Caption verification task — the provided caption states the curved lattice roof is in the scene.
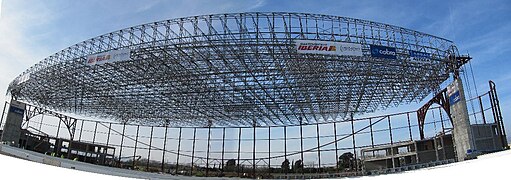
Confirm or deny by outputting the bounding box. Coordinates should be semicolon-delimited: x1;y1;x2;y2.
8;12;457;127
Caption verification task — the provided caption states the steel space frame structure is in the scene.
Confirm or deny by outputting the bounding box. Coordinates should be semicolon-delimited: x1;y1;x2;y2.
8;12;456;127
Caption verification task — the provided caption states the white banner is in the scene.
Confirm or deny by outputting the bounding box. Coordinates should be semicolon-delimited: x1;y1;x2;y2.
17;73;30;85
295;40;363;56
447;79;459;96
86;49;131;66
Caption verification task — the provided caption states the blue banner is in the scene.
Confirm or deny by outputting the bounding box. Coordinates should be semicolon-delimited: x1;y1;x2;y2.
370;45;397;59
449;91;461;106
409;50;431;59
9;106;25;115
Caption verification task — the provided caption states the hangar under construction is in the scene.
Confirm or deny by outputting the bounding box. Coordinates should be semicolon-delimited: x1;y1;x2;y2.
0;12;508;179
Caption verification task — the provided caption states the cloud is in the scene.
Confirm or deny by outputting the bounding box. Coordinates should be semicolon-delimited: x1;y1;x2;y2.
0;1;58;102
0;0;3;19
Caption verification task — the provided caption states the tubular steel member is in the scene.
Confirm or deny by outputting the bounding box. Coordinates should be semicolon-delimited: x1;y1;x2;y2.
146;126;154;171
191;127;197;176
133;125;140;169
174;127;182;174
316;123;321;173
283;126;287;175
387;116;395;169
351;114;357;172
206;123;212;176
221;127;225;174
118;123;126;166
161;124;168;173
252;124;256;178
417;88;452;140
333;122;339;173
236;127;242;177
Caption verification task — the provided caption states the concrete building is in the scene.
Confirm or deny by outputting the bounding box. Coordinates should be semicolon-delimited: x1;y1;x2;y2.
361;134;455;171
471;123;505;153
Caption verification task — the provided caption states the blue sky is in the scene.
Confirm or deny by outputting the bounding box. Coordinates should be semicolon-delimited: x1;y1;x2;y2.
1;0;511;139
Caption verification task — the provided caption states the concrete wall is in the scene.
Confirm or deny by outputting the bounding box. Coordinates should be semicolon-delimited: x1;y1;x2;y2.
364;159;392;171
471;124;503;152
448;79;474;161
0;100;25;147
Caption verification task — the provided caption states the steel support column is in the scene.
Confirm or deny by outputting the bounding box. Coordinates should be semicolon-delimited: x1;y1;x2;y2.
104;123;112;164
478;96;486;124
221;127;225;173
369;118;375;157
56;118;62;138
133;125;140;169
175;127;182;174
299;120;304;175
440;109;446;134
351;114;357;171
316;123;321;172
252;125;256;178
147;126;154;171
92;122;98;143
268;126;271;173
191;127;197;176
38;114;44;133
333;122;339;173
206;125;211;176
162;124;168;173
388;116;395;168
78;120;84;141
105;124;112;149
118;123;126;166
237;127;242;177
284;126;287;175
407;113;413;140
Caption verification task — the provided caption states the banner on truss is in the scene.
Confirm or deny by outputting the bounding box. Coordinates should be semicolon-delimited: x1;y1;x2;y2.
86;49;131;66
409;50;431;61
370;45;397;59
295;40;363;56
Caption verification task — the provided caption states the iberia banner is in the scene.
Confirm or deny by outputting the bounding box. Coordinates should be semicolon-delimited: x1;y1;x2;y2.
295;40;363;56
86;49;131;66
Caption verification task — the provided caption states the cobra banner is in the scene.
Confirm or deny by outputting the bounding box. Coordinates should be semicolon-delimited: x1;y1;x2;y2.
370;45;397;59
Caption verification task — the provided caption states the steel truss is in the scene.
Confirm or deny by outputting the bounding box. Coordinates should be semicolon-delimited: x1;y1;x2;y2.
8;12;457;127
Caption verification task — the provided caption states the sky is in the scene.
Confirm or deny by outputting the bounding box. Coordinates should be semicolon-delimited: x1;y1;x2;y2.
0;0;511;161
